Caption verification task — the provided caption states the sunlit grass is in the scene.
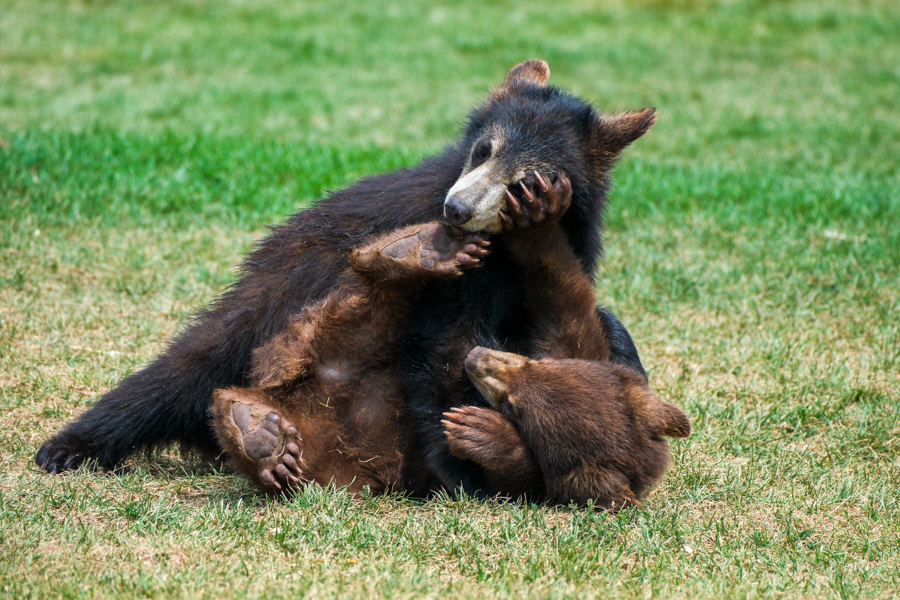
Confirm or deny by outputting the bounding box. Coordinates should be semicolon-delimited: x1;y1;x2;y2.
1;0;898;598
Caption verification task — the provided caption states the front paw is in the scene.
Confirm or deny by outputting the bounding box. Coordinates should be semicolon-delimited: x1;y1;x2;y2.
500;171;572;232
442;405;521;467
35;435;106;474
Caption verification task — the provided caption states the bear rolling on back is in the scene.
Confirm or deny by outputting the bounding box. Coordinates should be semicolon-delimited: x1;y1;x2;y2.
36;61;653;498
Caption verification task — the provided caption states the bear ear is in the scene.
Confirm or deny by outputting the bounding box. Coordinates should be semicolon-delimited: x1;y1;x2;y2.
592;108;657;155
496;59;551;97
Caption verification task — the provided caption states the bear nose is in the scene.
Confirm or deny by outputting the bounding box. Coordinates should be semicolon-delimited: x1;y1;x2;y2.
444;197;473;226
465;346;488;374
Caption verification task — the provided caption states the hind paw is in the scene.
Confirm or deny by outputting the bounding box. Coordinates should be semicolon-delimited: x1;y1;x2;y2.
411;223;491;276
231;402;305;493
362;222;490;278
500;171;572;232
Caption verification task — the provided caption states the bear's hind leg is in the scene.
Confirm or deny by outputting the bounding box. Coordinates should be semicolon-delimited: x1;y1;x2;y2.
212;387;305;493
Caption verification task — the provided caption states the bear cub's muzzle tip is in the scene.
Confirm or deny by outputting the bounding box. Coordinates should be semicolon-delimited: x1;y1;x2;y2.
443;196;474;227
465;347;528;377
465;346;489;374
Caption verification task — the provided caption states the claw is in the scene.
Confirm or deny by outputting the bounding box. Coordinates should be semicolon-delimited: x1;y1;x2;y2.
275;464;298;485
519;181;535;202
63;454;82;471
499;212;513;231
261;469;281;490
534;171;549;192
505;189;520;211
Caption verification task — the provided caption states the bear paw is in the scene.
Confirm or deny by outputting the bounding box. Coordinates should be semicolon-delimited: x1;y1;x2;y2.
230;401;305;493
382;222;490;277
354;222;490;280
442;405;521;467
500;171;572;231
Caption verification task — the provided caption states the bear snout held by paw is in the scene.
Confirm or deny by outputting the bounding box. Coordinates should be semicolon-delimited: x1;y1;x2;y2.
460;347;691;509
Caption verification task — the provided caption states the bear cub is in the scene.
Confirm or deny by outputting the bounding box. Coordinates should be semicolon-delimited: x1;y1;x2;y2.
449;347;691;509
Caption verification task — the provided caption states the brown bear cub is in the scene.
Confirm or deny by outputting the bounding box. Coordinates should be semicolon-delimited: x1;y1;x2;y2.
442;168;691;509
211;223;489;494
454;348;691;509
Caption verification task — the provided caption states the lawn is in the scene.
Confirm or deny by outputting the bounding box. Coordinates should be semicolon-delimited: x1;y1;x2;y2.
1;0;899;598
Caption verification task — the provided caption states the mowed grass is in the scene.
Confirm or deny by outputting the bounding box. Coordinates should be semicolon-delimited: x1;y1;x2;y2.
1;0;899;598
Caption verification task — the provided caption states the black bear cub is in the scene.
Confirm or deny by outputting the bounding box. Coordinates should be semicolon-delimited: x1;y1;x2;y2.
442;165;691;508
212;222;490;494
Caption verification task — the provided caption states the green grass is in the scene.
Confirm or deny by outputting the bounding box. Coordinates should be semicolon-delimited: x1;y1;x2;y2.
1;0;899;598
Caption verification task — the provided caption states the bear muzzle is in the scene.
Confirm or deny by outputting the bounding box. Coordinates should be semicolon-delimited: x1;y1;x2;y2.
464;346;529;408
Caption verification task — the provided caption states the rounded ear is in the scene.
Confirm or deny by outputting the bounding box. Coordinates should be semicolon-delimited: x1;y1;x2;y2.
593;108;657;155
496;59;550;97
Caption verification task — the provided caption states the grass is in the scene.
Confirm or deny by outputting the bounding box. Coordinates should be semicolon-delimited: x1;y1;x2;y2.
1;0;899;598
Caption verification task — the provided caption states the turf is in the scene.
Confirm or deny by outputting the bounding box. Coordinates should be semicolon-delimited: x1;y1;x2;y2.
1;0;899;598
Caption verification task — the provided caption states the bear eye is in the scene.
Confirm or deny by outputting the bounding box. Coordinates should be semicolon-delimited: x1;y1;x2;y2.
472;140;492;165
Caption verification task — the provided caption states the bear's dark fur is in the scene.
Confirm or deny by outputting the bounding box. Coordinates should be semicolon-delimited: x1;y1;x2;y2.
443;182;690;507
210;223;490;495
35;61;652;498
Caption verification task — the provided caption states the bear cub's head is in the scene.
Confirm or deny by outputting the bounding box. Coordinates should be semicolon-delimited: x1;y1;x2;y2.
465;346;690;509
444;59;657;233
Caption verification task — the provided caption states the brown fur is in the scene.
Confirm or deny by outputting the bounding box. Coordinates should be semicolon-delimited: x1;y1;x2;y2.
35;60;658;503
494;59;551;99
459;351;690;509
444;169;690;508
212;222;489;494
